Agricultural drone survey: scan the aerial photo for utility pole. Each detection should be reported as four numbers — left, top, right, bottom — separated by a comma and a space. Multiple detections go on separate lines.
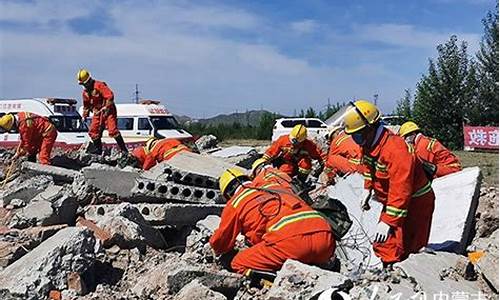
373, 94, 379, 106
327, 97, 331, 110
135, 84, 140, 104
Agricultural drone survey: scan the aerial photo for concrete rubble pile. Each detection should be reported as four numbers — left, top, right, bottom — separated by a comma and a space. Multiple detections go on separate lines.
0, 146, 497, 299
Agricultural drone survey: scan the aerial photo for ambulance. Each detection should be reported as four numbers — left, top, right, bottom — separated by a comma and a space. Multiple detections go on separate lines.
0, 98, 89, 149
80, 100, 192, 147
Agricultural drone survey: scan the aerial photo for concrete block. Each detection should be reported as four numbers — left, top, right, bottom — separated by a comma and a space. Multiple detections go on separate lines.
95, 203, 167, 249
267, 259, 349, 300
81, 163, 140, 199
174, 279, 227, 300
0, 227, 96, 300
133, 178, 223, 204
195, 134, 218, 151
85, 203, 224, 226
143, 162, 219, 190
21, 162, 79, 183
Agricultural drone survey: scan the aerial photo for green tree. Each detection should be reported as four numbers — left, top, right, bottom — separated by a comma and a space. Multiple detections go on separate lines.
305, 107, 317, 118
413, 35, 474, 149
394, 89, 413, 120
255, 112, 277, 140
475, 9, 499, 125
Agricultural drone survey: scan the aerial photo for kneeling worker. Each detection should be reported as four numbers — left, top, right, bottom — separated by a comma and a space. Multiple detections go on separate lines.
131, 137, 191, 170
398, 121, 461, 178
0, 112, 57, 165
210, 168, 334, 274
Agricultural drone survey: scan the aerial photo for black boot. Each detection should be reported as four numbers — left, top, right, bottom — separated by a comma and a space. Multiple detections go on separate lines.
27, 153, 37, 162
114, 135, 128, 154
91, 138, 103, 155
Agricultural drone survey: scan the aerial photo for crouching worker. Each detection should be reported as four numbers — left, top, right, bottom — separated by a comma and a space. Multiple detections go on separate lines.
0, 112, 57, 165
210, 168, 335, 274
130, 137, 191, 170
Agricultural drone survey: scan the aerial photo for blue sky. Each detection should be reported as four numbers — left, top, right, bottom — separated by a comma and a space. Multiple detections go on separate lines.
0, 0, 494, 118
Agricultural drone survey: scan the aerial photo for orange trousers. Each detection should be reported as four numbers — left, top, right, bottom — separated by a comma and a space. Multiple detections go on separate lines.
89, 111, 120, 140
29, 130, 57, 165
278, 157, 312, 177
231, 231, 334, 274
373, 191, 435, 263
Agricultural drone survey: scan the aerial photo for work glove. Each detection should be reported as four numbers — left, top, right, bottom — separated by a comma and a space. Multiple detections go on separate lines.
374, 221, 391, 243
82, 109, 89, 119
360, 189, 372, 211
101, 107, 111, 117
318, 171, 333, 185
422, 161, 437, 179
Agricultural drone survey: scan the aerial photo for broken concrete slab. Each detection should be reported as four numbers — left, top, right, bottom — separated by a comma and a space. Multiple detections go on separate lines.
0, 175, 52, 207
267, 259, 350, 300
0, 227, 97, 300
85, 203, 224, 226
21, 162, 79, 184
94, 203, 167, 249
390, 251, 483, 298
133, 178, 223, 204
211, 146, 259, 169
428, 167, 482, 252
148, 151, 245, 182
174, 279, 227, 300
81, 163, 140, 199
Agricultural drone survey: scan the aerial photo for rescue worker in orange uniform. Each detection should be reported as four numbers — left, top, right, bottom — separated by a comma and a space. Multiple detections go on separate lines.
343, 100, 435, 267
131, 137, 191, 170
77, 69, 128, 155
399, 121, 462, 178
250, 157, 294, 188
262, 124, 326, 181
320, 126, 363, 183
210, 168, 334, 274
0, 112, 57, 165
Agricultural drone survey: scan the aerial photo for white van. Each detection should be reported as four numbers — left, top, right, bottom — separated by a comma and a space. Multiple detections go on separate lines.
0, 98, 89, 150
80, 100, 192, 146
272, 118, 330, 141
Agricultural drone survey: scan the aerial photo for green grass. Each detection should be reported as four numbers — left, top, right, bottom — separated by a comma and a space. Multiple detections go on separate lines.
455, 151, 499, 186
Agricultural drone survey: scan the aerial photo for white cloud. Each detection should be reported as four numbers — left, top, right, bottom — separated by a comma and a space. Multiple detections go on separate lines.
290, 19, 318, 34
354, 23, 480, 52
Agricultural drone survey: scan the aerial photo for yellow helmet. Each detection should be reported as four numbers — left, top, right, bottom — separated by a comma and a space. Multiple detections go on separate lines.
289, 124, 307, 144
219, 168, 247, 199
343, 100, 381, 134
251, 158, 268, 176
398, 121, 420, 137
77, 69, 91, 84
144, 137, 159, 153
0, 114, 15, 131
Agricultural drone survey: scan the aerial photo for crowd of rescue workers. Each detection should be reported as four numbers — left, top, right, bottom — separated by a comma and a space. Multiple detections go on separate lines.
0, 69, 463, 276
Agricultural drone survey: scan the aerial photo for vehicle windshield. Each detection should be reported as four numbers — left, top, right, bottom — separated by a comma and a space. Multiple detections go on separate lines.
50, 116, 88, 132
150, 116, 181, 130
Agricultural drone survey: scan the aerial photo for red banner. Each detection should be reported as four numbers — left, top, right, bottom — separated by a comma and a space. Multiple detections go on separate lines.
463, 126, 499, 150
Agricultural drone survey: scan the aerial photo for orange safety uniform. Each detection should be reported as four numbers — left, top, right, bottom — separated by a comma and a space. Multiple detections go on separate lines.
17, 112, 58, 165
413, 133, 462, 178
324, 131, 362, 178
132, 139, 191, 170
263, 135, 326, 177
82, 80, 120, 141
362, 128, 435, 264
210, 179, 334, 274
253, 165, 294, 188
